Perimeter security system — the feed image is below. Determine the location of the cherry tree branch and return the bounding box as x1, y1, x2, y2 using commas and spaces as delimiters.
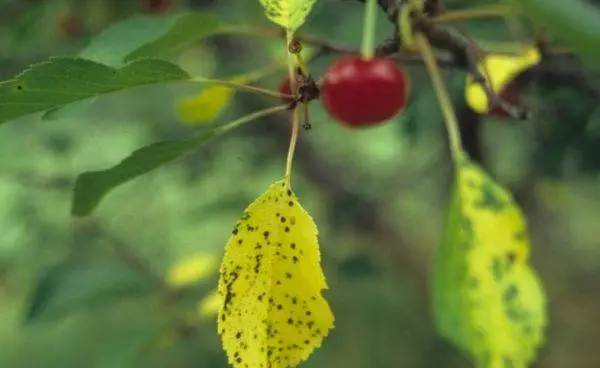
348, 0, 600, 113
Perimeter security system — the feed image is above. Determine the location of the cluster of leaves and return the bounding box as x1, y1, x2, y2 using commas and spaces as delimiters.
3, 0, 600, 367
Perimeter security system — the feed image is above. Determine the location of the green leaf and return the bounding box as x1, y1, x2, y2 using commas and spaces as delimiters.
258, 0, 319, 31
41, 100, 95, 121
25, 262, 153, 324
39, 14, 221, 121
433, 158, 547, 367
80, 12, 223, 67
0, 57, 189, 125
516, 0, 600, 70
122, 13, 223, 63
81, 14, 193, 67
71, 129, 223, 217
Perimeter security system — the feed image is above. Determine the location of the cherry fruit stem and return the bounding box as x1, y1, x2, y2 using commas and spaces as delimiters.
361, 0, 378, 59
414, 33, 464, 164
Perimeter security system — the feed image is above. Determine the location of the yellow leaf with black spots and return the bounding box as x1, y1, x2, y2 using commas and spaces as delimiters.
217, 179, 334, 368
434, 158, 547, 368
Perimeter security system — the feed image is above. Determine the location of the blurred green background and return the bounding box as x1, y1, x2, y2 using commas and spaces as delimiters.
1, 0, 600, 367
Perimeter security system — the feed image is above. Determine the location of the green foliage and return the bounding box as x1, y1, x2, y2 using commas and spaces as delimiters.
72, 130, 223, 216
1, 0, 599, 367
0, 57, 189, 125
41, 13, 224, 122
81, 13, 222, 66
122, 13, 224, 63
517, 0, 600, 70
25, 262, 154, 324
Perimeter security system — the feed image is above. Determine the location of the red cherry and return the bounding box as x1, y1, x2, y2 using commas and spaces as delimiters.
488, 80, 520, 118
141, 0, 172, 14
321, 57, 409, 128
279, 77, 293, 101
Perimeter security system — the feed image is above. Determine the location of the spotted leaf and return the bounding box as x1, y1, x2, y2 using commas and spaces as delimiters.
433, 158, 547, 368
217, 179, 334, 368
258, 0, 318, 31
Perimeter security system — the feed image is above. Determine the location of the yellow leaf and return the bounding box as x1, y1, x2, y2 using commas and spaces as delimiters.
177, 78, 243, 125
197, 289, 221, 318
166, 253, 218, 288
434, 159, 547, 367
217, 179, 334, 368
465, 47, 541, 114
259, 0, 318, 31
177, 58, 290, 126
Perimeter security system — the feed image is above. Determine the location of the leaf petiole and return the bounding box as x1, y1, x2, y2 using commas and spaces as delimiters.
189, 77, 292, 99
285, 30, 301, 186
216, 104, 289, 134
414, 33, 464, 164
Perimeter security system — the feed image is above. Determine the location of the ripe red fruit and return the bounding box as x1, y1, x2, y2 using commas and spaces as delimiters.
141, 0, 172, 14
321, 57, 409, 128
489, 80, 520, 118
279, 77, 293, 100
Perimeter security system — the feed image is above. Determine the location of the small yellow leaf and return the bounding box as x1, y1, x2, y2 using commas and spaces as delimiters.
177, 58, 289, 126
259, 0, 318, 31
465, 47, 541, 114
217, 179, 334, 368
166, 253, 218, 288
177, 79, 243, 125
434, 159, 547, 367
197, 289, 221, 318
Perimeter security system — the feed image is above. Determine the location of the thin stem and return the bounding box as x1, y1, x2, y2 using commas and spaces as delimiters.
217, 104, 289, 134
189, 77, 291, 99
361, 0, 379, 59
285, 30, 300, 185
285, 108, 300, 184
414, 33, 464, 164
294, 53, 310, 77
432, 6, 513, 23
238, 60, 287, 84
